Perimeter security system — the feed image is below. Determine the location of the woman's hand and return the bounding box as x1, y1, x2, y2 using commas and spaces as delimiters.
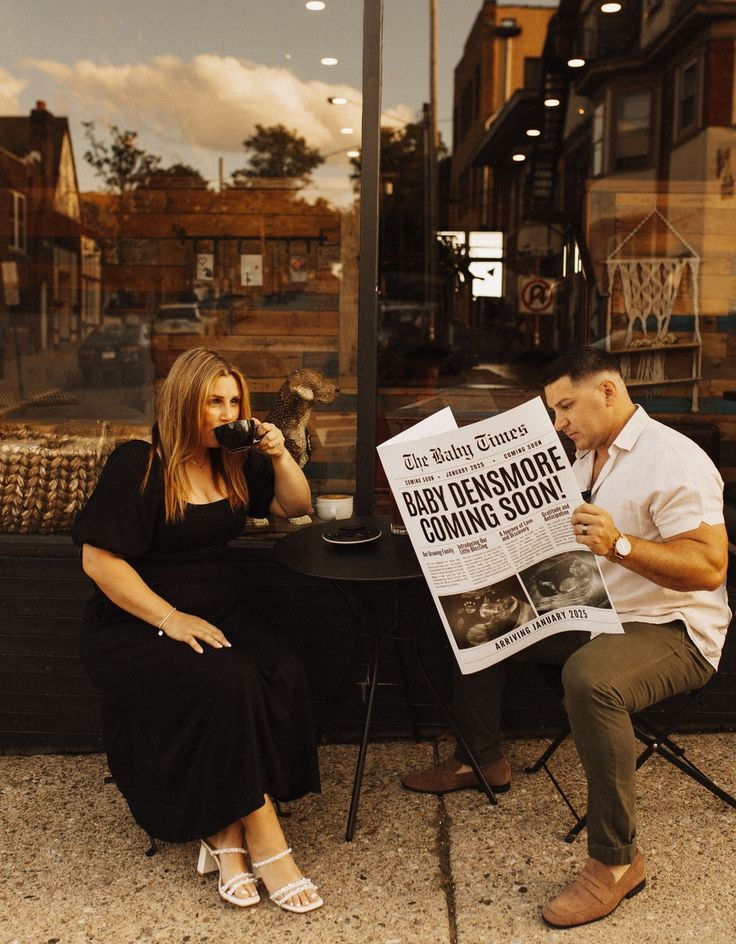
160, 610, 232, 654
251, 419, 312, 517
81, 545, 233, 653
253, 419, 287, 460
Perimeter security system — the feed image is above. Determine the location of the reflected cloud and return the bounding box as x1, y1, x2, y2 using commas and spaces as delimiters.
23, 53, 410, 160
0, 66, 26, 113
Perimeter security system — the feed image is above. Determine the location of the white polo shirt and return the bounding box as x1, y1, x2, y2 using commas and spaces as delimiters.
574, 406, 731, 669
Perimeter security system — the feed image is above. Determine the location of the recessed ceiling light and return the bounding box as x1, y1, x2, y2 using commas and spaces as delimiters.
340, 127, 353, 134
512, 153, 526, 162
601, 2, 622, 12
321, 57, 338, 66
306, 2, 326, 10
544, 97, 561, 107
578, 107, 586, 115
328, 96, 347, 105
347, 150, 360, 158
567, 58, 586, 68
526, 128, 541, 137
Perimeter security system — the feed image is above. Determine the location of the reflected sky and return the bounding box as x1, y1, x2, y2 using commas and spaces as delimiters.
0, 0, 557, 193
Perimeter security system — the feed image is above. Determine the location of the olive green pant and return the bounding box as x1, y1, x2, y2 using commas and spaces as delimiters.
452, 621, 714, 865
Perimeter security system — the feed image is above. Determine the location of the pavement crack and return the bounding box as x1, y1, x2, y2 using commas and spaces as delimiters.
432, 742, 458, 944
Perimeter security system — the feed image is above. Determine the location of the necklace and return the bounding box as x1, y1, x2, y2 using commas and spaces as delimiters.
188, 456, 207, 471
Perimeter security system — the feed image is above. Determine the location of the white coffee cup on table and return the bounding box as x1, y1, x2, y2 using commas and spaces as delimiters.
315, 493, 354, 521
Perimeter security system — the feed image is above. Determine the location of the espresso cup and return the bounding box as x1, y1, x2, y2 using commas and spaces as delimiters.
213, 418, 263, 452
315, 493, 354, 521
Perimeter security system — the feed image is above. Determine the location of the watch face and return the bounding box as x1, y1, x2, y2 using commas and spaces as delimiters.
615, 535, 632, 557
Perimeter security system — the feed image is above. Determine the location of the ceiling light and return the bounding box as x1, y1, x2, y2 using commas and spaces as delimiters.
601, 2, 622, 11
321, 57, 338, 66
340, 127, 353, 134
567, 57, 586, 68
544, 97, 561, 107
347, 150, 360, 158
328, 96, 347, 105
526, 128, 541, 137
578, 107, 586, 115
306, 2, 326, 10
512, 153, 526, 162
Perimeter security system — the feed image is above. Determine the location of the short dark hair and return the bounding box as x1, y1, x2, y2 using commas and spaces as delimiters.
542, 346, 621, 386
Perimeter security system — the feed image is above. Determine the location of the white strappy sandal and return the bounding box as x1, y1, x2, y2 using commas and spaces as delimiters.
251, 847, 323, 914
197, 840, 260, 907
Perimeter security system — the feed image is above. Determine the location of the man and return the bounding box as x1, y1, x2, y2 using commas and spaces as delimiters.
402, 347, 730, 928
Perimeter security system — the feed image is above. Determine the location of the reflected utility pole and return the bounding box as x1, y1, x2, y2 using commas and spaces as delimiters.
425, 0, 439, 305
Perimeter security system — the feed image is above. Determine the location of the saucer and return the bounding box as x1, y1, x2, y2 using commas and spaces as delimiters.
322, 525, 382, 545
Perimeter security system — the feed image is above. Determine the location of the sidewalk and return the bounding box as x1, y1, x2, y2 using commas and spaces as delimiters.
2, 732, 735, 944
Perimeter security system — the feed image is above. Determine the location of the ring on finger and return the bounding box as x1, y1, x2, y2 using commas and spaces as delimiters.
582, 524, 588, 536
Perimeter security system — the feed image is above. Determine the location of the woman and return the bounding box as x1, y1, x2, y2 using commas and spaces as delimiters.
72, 347, 322, 913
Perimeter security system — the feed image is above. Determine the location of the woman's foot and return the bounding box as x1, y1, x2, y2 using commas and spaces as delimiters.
201, 822, 259, 906
249, 845, 322, 912
243, 796, 322, 912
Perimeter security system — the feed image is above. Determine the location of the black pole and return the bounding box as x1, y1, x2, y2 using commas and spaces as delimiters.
355, 0, 383, 516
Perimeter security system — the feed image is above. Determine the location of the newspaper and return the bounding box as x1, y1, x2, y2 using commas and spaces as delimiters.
377, 397, 623, 674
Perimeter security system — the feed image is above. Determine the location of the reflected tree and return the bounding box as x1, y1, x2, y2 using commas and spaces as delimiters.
232, 124, 324, 183
350, 120, 430, 299
82, 122, 162, 193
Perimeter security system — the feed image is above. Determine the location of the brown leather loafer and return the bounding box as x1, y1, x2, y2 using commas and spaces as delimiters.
401, 756, 511, 794
542, 851, 646, 928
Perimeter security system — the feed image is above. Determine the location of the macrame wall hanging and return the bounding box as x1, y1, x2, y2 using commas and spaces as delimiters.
605, 208, 701, 411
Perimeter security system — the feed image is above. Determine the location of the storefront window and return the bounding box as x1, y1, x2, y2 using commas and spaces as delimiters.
2, 1, 736, 531
0, 0, 367, 532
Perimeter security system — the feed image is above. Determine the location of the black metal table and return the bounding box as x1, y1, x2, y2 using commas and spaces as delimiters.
274, 515, 499, 840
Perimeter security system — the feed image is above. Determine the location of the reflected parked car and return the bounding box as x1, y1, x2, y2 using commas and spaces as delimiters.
153, 303, 217, 335
78, 322, 152, 386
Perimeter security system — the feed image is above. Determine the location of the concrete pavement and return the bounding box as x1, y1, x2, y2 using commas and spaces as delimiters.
2, 732, 735, 944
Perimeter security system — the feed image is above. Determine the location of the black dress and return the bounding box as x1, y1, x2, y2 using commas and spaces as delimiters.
72, 440, 320, 843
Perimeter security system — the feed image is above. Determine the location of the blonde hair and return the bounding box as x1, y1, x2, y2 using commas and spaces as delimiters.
143, 347, 252, 522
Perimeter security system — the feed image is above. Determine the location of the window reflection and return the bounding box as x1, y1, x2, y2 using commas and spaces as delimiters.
2, 1, 736, 531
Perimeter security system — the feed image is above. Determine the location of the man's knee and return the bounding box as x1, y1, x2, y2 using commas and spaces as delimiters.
561, 645, 623, 712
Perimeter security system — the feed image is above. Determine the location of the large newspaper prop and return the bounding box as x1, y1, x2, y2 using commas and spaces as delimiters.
377, 398, 623, 674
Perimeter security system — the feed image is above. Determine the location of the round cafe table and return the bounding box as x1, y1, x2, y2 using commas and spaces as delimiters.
274, 515, 499, 840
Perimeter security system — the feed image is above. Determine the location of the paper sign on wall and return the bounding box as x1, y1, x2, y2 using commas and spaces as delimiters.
241, 254, 263, 287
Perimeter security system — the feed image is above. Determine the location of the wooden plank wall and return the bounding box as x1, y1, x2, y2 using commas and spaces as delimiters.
2, 533, 735, 753
151, 327, 357, 496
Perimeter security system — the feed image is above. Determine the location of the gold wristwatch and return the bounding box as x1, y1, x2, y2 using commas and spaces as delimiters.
606, 531, 632, 562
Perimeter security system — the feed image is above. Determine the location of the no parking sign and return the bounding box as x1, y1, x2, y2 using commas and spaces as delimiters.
518, 276, 557, 314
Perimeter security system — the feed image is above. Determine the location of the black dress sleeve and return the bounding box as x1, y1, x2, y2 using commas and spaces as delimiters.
243, 449, 275, 518
71, 440, 160, 559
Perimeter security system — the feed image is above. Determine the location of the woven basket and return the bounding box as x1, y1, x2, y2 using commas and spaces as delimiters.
0, 424, 115, 534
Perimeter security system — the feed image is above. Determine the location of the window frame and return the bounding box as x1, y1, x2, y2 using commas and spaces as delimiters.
674, 55, 702, 141
9, 190, 27, 252
611, 87, 653, 171
591, 101, 605, 177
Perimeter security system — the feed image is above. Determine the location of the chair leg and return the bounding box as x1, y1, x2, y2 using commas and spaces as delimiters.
634, 727, 736, 809
524, 728, 569, 773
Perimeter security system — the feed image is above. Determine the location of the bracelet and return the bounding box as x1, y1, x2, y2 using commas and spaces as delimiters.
157, 606, 177, 636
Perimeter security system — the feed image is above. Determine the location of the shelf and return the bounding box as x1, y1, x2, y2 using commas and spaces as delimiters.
625, 376, 700, 388
613, 342, 700, 354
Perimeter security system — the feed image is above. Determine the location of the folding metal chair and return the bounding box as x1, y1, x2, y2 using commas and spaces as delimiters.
525, 679, 736, 843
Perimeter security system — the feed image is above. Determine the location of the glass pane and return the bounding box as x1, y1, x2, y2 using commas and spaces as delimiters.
0, 0, 361, 532
377, 0, 734, 513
